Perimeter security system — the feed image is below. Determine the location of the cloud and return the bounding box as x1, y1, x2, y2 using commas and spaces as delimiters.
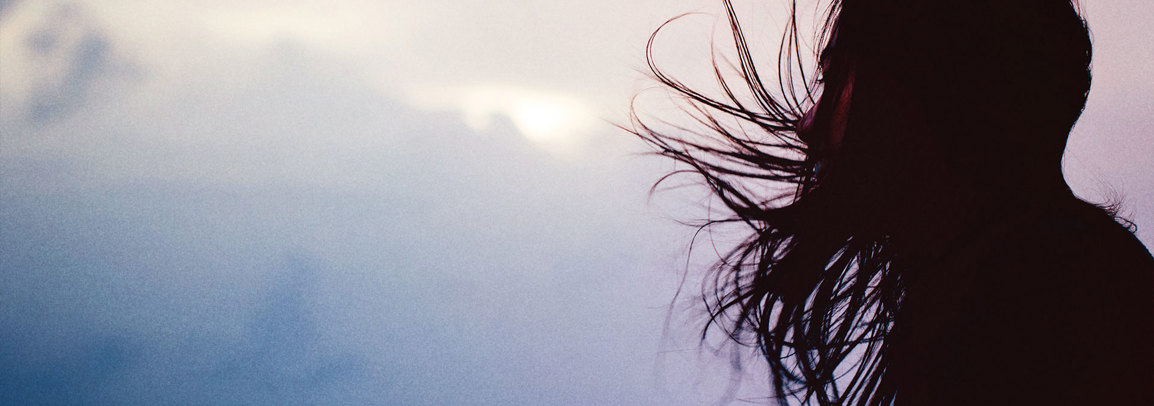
0, 3, 715, 404
25, 33, 110, 124
0, 254, 368, 405
0, 0, 19, 20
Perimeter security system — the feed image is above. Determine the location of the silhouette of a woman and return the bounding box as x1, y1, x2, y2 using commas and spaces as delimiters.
634, 0, 1154, 404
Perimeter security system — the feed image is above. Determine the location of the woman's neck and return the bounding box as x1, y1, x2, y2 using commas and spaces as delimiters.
891, 172, 1076, 270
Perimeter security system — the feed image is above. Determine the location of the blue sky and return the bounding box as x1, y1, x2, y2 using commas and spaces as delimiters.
1, 0, 1151, 404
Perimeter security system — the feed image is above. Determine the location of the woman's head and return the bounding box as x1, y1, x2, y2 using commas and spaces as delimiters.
797, 0, 1094, 235
818, 0, 1092, 188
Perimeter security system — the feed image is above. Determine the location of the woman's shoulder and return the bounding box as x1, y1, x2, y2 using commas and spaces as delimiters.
898, 198, 1154, 404
973, 197, 1153, 314
991, 198, 1154, 277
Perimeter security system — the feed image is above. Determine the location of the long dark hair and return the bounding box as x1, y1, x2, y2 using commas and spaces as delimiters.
630, 0, 1092, 404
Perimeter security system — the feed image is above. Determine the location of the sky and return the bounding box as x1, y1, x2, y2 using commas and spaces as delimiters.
1, 0, 1151, 404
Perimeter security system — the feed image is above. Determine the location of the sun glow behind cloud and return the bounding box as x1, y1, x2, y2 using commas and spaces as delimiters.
414, 85, 597, 152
